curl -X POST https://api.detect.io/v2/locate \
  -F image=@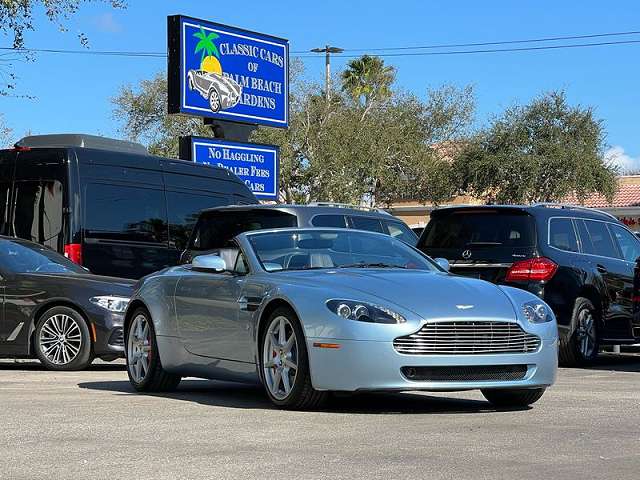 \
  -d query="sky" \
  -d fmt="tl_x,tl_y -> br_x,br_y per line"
1,0 -> 639,170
